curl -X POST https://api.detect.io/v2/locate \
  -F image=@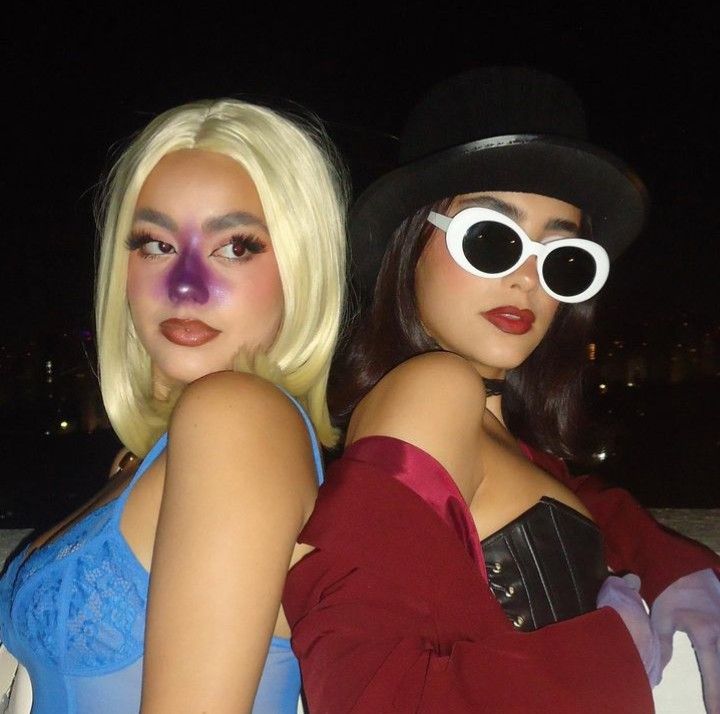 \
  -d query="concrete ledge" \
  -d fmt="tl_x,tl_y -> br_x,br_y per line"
651,508 -> 720,553
0,529 -> 31,564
